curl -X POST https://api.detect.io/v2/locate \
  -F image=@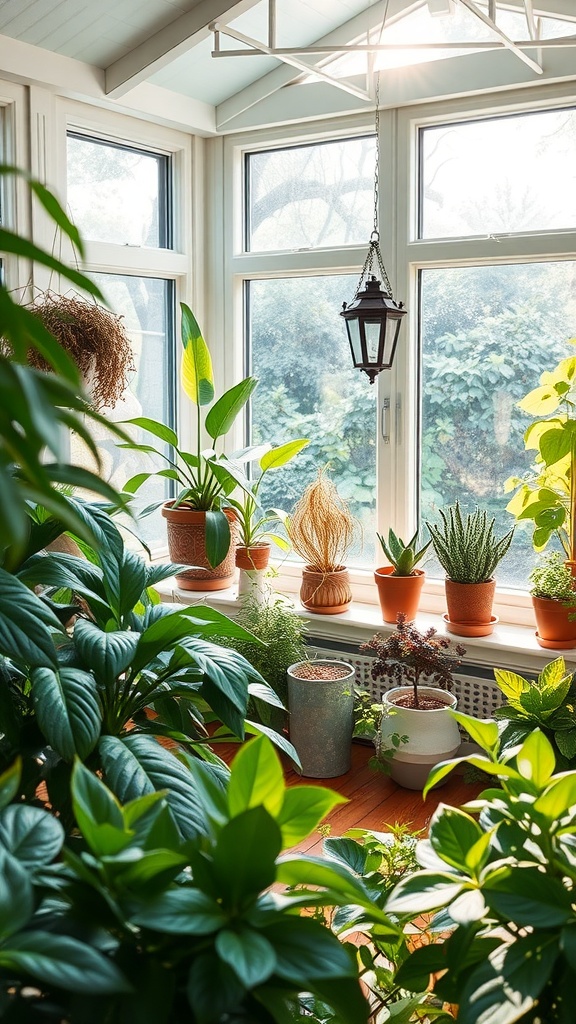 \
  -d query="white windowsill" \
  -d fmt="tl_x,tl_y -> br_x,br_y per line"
154,573 -> 565,677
